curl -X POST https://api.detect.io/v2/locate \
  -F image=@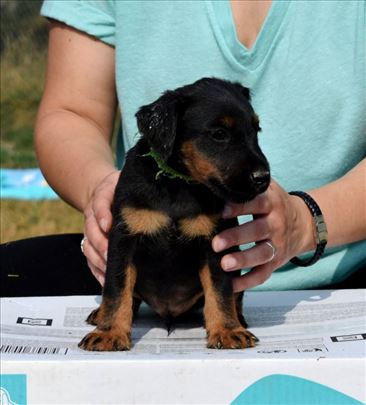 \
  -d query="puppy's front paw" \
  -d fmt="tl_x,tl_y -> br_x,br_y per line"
78,329 -> 132,351
207,327 -> 258,349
